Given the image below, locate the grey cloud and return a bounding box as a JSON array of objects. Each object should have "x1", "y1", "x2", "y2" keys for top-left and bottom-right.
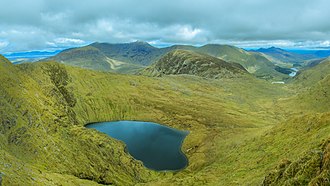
[{"x1": 0, "y1": 0, "x2": 330, "y2": 52}]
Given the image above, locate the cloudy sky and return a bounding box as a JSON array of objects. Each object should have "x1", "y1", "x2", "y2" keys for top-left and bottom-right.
[{"x1": 1, "y1": 0, "x2": 330, "y2": 53}]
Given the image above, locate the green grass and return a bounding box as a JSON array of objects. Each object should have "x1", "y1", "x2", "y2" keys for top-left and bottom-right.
[{"x1": 0, "y1": 56, "x2": 329, "y2": 185}]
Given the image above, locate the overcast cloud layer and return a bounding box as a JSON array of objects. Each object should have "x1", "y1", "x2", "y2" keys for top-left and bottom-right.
[{"x1": 1, "y1": 0, "x2": 330, "y2": 52}]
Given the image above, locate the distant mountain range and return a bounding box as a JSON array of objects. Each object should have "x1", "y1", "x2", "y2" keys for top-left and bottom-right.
[
  {"x1": 3, "y1": 42, "x2": 330, "y2": 81},
  {"x1": 43, "y1": 41, "x2": 290, "y2": 80},
  {"x1": 252, "y1": 46, "x2": 330, "y2": 64},
  {"x1": 3, "y1": 50, "x2": 61, "y2": 64},
  {"x1": 252, "y1": 47, "x2": 315, "y2": 64}
]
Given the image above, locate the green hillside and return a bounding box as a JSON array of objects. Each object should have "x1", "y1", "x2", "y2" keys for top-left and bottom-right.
[
  {"x1": 50, "y1": 46, "x2": 111, "y2": 70},
  {"x1": 162, "y1": 44, "x2": 289, "y2": 80},
  {"x1": 140, "y1": 49, "x2": 247, "y2": 78},
  {"x1": 294, "y1": 57, "x2": 330, "y2": 87},
  {"x1": 0, "y1": 56, "x2": 154, "y2": 185},
  {"x1": 46, "y1": 42, "x2": 291, "y2": 80},
  {"x1": 194, "y1": 44, "x2": 288, "y2": 80},
  {"x1": 1, "y1": 52, "x2": 329, "y2": 185},
  {"x1": 90, "y1": 41, "x2": 165, "y2": 66},
  {"x1": 282, "y1": 57, "x2": 330, "y2": 113},
  {"x1": 46, "y1": 45, "x2": 144, "y2": 73}
]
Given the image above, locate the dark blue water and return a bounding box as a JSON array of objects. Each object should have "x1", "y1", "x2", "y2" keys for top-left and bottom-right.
[{"x1": 86, "y1": 121, "x2": 189, "y2": 171}]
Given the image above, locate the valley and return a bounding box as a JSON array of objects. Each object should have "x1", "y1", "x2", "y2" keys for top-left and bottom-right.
[
  {"x1": 0, "y1": 45, "x2": 329, "y2": 185},
  {"x1": 1, "y1": 0, "x2": 330, "y2": 184}
]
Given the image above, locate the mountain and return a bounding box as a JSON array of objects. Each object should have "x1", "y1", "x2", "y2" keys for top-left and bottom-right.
[
  {"x1": 4, "y1": 50, "x2": 61, "y2": 64},
  {"x1": 294, "y1": 57, "x2": 330, "y2": 87},
  {"x1": 253, "y1": 46, "x2": 317, "y2": 64},
  {"x1": 303, "y1": 57, "x2": 326, "y2": 67},
  {"x1": 140, "y1": 49, "x2": 247, "y2": 78},
  {"x1": 287, "y1": 57, "x2": 330, "y2": 113},
  {"x1": 45, "y1": 42, "x2": 290, "y2": 80},
  {"x1": 259, "y1": 57, "x2": 330, "y2": 185},
  {"x1": 89, "y1": 41, "x2": 166, "y2": 66},
  {"x1": 192, "y1": 44, "x2": 288, "y2": 80},
  {"x1": 45, "y1": 41, "x2": 168, "y2": 73},
  {"x1": 0, "y1": 54, "x2": 329, "y2": 185},
  {"x1": 166, "y1": 44, "x2": 291, "y2": 80},
  {"x1": 45, "y1": 45, "x2": 144, "y2": 73}
]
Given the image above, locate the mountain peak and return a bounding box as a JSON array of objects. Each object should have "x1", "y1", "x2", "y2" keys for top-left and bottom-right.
[
  {"x1": 256, "y1": 46, "x2": 285, "y2": 52},
  {"x1": 130, "y1": 40, "x2": 155, "y2": 48},
  {"x1": 133, "y1": 40, "x2": 149, "y2": 44}
]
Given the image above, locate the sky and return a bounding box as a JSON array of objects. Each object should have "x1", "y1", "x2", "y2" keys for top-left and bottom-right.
[{"x1": 1, "y1": 0, "x2": 330, "y2": 53}]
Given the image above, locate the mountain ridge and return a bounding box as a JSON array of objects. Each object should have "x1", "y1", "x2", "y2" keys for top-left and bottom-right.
[{"x1": 44, "y1": 42, "x2": 289, "y2": 80}]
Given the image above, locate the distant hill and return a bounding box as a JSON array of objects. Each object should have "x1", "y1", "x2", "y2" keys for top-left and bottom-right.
[
  {"x1": 45, "y1": 45, "x2": 144, "y2": 73},
  {"x1": 46, "y1": 42, "x2": 292, "y2": 80},
  {"x1": 45, "y1": 41, "x2": 190, "y2": 73},
  {"x1": 89, "y1": 41, "x2": 166, "y2": 66},
  {"x1": 252, "y1": 47, "x2": 316, "y2": 64},
  {"x1": 294, "y1": 57, "x2": 330, "y2": 88},
  {"x1": 189, "y1": 44, "x2": 288, "y2": 80},
  {"x1": 4, "y1": 50, "x2": 61, "y2": 64},
  {"x1": 279, "y1": 57, "x2": 330, "y2": 114},
  {"x1": 303, "y1": 57, "x2": 326, "y2": 67},
  {"x1": 140, "y1": 50, "x2": 247, "y2": 78}
]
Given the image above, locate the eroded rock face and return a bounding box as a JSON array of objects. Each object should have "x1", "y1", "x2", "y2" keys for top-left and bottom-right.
[{"x1": 262, "y1": 138, "x2": 330, "y2": 186}]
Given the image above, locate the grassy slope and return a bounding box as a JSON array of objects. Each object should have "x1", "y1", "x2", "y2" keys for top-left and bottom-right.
[
  {"x1": 284, "y1": 58, "x2": 330, "y2": 113},
  {"x1": 195, "y1": 44, "x2": 288, "y2": 80},
  {"x1": 294, "y1": 57, "x2": 330, "y2": 87},
  {"x1": 61, "y1": 64, "x2": 297, "y2": 186},
  {"x1": 47, "y1": 46, "x2": 112, "y2": 70},
  {"x1": 0, "y1": 54, "x2": 329, "y2": 185},
  {"x1": 143, "y1": 55, "x2": 330, "y2": 185},
  {"x1": 140, "y1": 50, "x2": 247, "y2": 78},
  {"x1": 90, "y1": 41, "x2": 165, "y2": 66},
  {"x1": 0, "y1": 59, "x2": 154, "y2": 185},
  {"x1": 162, "y1": 44, "x2": 289, "y2": 80},
  {"x1": 46, "y1": 45, "x2": 144, "y2": 73},
  {"x1": 47, "y1": 42, "x2": 289, "y2": 80}
]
